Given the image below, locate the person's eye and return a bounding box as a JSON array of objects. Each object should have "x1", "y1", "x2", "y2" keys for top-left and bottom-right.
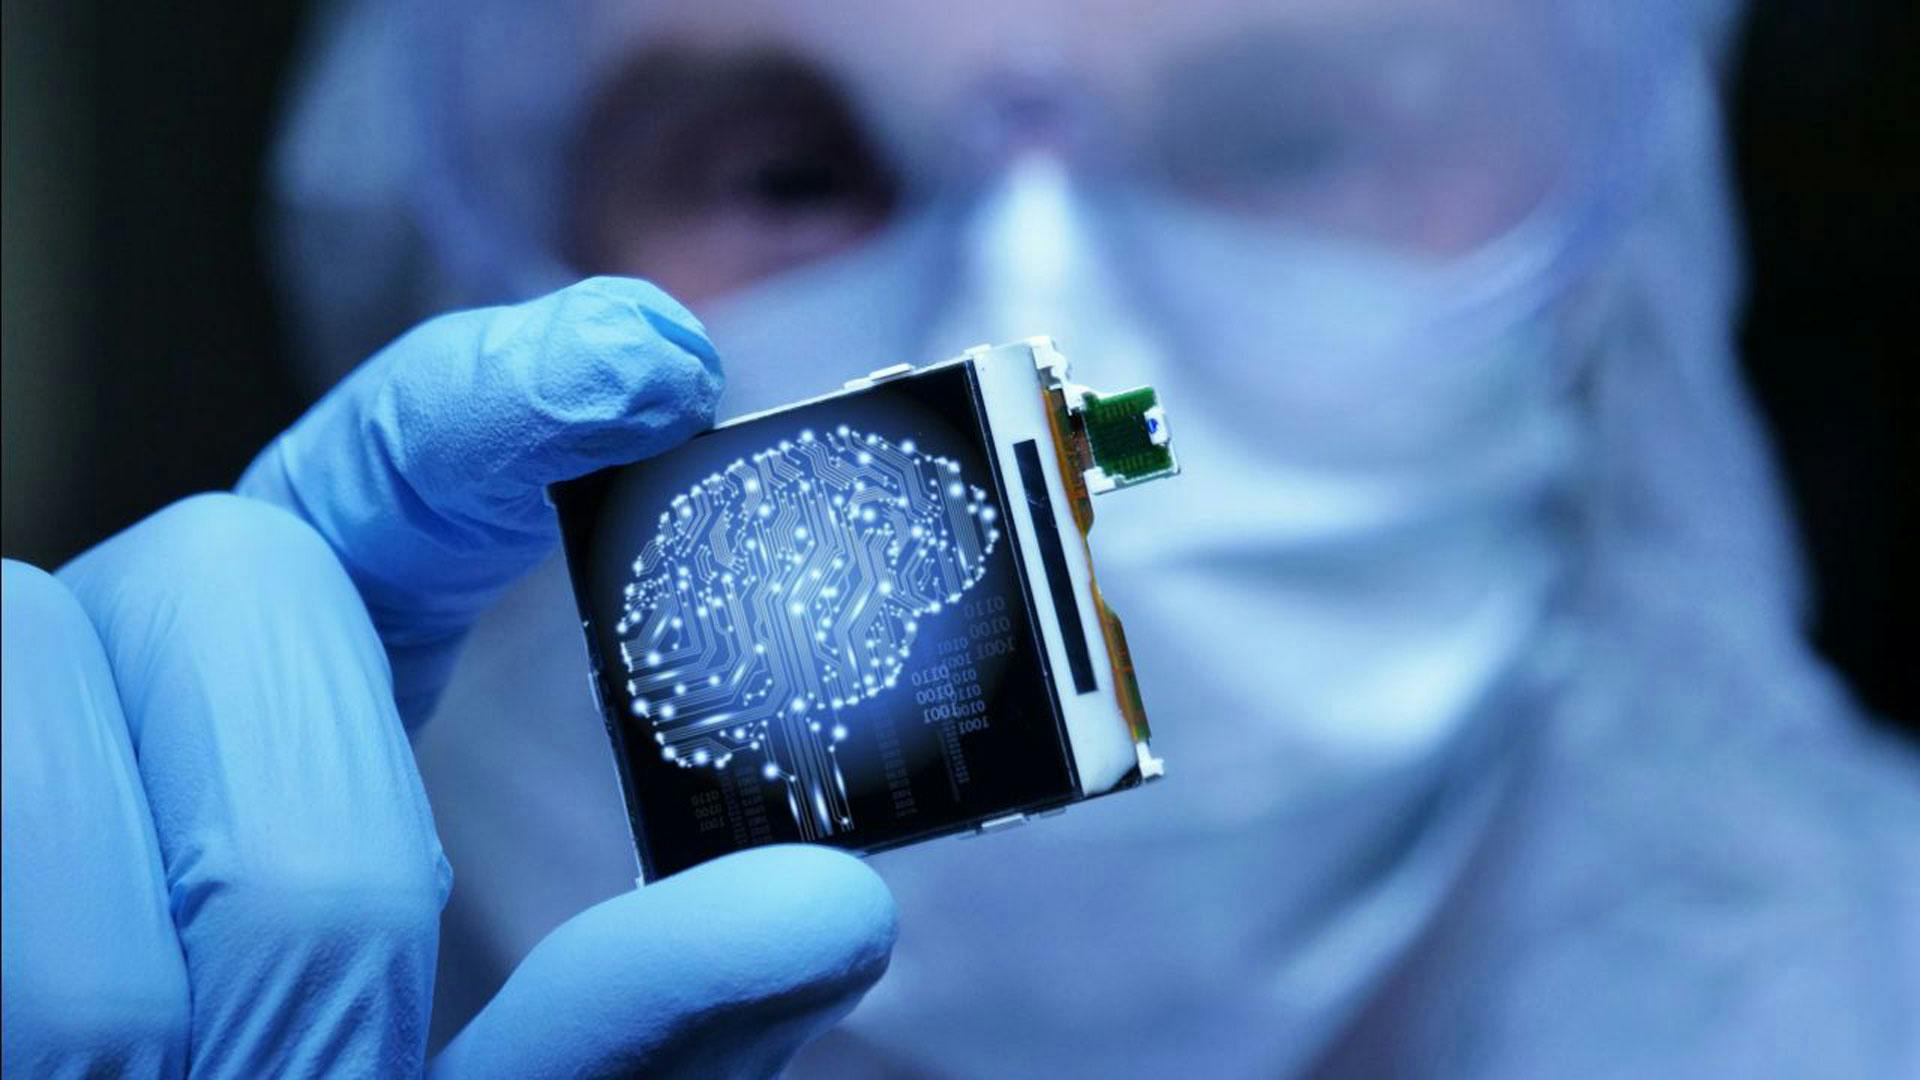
[
  {"x1": 565, "y1": 46, "x2": 900, "y2": 300},
  {"x1": 1178, "y1": 119, "x2": 1355, "y2": 192},
  {"x1": 715, "y1": 131, "x2": 892, "y2": 220},
  {"x1": 744, "y1": 157, "x2": 845, "y2": 209},
  {"x1": 1149, "y1": 32, "x2": 1377, "y2": 206}
]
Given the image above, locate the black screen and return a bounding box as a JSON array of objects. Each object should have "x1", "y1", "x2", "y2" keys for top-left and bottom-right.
[{"x1": 556, "y1": 363, "x2": 1077, "y2": 878}]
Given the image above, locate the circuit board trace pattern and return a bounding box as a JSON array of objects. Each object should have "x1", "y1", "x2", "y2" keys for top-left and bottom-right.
[{"x1": 616, "y1": 426, "x2": 1002, "y2": 840}]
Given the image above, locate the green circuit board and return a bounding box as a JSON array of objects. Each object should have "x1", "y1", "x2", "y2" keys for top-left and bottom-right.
[{"x1": 1080, "y1": 388, "x2": 1176, "y2": 484}]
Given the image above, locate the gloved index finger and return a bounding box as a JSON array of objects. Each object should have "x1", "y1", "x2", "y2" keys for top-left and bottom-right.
[{"x1": 239, "y1": 276, "x2": 723, "y2": 725}]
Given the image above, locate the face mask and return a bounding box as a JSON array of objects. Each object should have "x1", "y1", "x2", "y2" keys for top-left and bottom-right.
[
  {"x1": 699, "y1": 155, "x2": 1586, "y2": 827},
  {"x1": 672, "y1": 156, "x2": 1596, "y2": 1077}
]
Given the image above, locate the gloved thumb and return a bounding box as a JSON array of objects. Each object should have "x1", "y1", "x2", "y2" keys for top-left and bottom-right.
[
  {"x1": 239, "y1": 277, "x2": 722, "y2": 724},
  {"x1": 427, "y1": 846, "x2": 897, "y2": 1080}
]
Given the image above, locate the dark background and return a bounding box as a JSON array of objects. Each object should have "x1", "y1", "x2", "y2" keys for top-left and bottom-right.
[{"x1": 2, "y1": 0, "x2": 1912, "y2": 728}]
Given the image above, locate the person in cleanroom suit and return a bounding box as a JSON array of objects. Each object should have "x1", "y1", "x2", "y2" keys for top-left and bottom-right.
[{"x1": 22, "y1": 0, "x2": 1912, "y2": 1075}]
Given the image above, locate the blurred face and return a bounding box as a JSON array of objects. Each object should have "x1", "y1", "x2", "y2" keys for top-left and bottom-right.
[{"x1": 565, "y1": 0, "x2": 1576, "y2": 305}]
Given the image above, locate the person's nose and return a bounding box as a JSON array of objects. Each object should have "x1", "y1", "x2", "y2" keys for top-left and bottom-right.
[
  {"x1": 954, "y1": 61, "x2": 1091, "y2": 162},
  {"x1": 924, "y1": 154, "x2": 1170, "y2": 391}
]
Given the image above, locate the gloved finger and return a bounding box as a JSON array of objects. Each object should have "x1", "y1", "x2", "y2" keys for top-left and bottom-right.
[
  {"x1": 237, "y1": 276, "x2": 723, "y2": 724},
  {"x1": 58, "y1": 495, "x2": 452, "y2": 1078},
  {"x1": 2, "y1": 561, "x2": 191, "y2": 1078},
  {"x1": 429, "y1": 845, "x2": 897, "y2": 1080}
]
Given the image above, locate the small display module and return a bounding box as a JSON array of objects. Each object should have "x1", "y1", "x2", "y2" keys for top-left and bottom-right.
[{"x1": 556, "y1": 340, "x2": 1175, "y2": 880}]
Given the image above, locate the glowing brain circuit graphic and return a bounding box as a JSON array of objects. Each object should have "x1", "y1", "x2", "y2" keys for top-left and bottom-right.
[{"x1": 616, "y1": 426, "x2": 1003, "y2": 840}]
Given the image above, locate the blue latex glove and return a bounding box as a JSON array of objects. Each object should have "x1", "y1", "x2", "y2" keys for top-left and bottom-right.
[
  {"x1": 239, "y1": 275, "x2": 726, "y2": 725},
  {"x1": 2, "y1": 277, "x2": 898, "y2": 1077}
]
